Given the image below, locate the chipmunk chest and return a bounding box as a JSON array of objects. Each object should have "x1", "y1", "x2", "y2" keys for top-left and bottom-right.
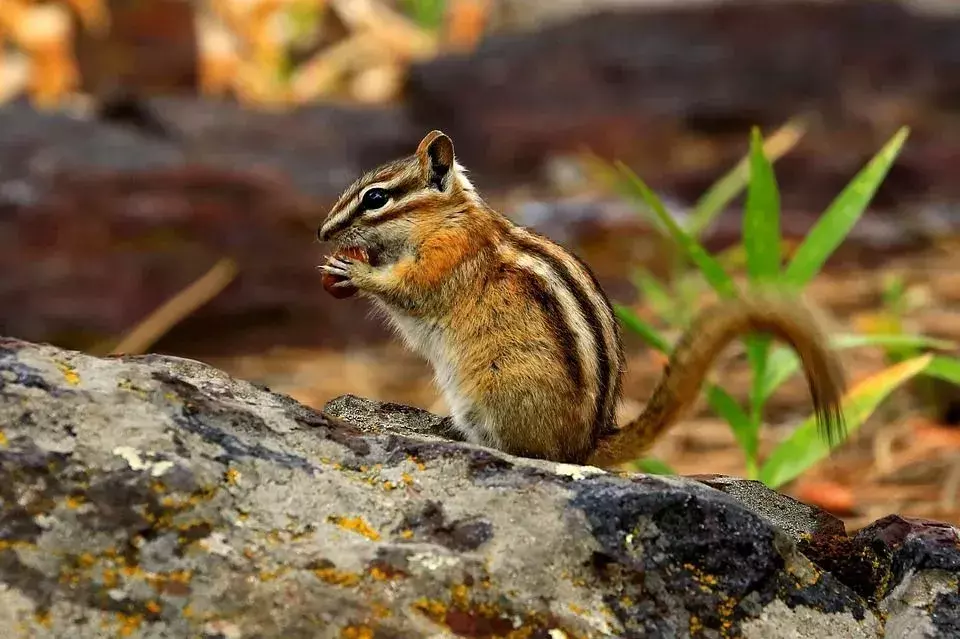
[{"x1": 385, "y1": 310, "x2": 474, "y2": 414}]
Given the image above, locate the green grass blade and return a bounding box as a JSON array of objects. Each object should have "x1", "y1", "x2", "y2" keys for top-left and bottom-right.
[
  {"x1": 687, "y1": 118, "x2": 806, "y2": 238},
  {"x1": 631, "y1": 457, "x2": 677, "y2": 475},
  {"x1": 760, "y1": 333, "x2": 954, "y2": 402},
  {"x1": 402, "y1": 0, "x2": 447, "y2": 30},
  {"x1": 784, "y1": 127, "x2": 910, "y2": 287},
  {"x1": 630, "y1": 269, "x2": 676, "y2": 324},
  {"x1": 614, "y1": 162, "x2": 737, "y2": 298},
  {"x1": 744, "y1": 127, "x2": 782, "y2": 282},
  {"x1": 707, "y1": 385, "x2": 757, "y2": 476},
  {"x1": 759, "y1": 354, "x2": 933, "y2": 488},
  {"x1": 831, "y1": 333, "x2": 956, "y2": 351},
  {"x1": 614, "y1": 304, "x2": 672, "y2": 354},
  {"x1": 923, "y1": 356, "x2": 960, "y2": 385}
]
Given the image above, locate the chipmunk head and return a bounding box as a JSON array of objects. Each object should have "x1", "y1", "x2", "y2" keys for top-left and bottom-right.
[{"x1": 317, "y1": 130, "x2": 476, "y2": 265}]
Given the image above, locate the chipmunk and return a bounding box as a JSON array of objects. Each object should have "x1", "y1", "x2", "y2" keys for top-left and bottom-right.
[{"x1": 318, "y1": 130, "x2": 847, "y2": 468}]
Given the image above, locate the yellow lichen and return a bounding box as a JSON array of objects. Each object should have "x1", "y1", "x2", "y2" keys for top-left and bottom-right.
[
  {"x1": 116, "y1": 612, "x2": 143, "y2": 637},
  {"x1": 225, "y1": 468, "x2": 241, "y2": 485},
  {"x1": 400, "y1": 529, "x2": 414, "y2": 540},
  {"x1": 65, "y1": 495, "x2": 85, "y2": 509},
  {"x1": 0, "y1": 430, "x2": 7, "y2": 447},
  {"x1": 117, "y1": 379, "x2": 149, "y2": 398},
  {"x1": 101, "y1": 568, "x2": 119, "y2": 588},
  {"x1": 328, "y1": 516, "x2": 381, "y2": 541},
  {"x1": 412, "y1": 597, "x2": 447, "y2": 621},
  {"x1": 689, "y1": 614, "x2": 703, "y2": 635},
  {"x1": 56, "y1": 361, "x2": 80, "y2": 386},
  {"x1": 451, "y1": 583, "x2": 470, "y2": 608}
]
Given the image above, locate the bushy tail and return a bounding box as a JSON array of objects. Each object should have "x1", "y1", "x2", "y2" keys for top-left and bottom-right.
[{"x1": 586, "y1": 292, "x2": 847, "y2": 468}]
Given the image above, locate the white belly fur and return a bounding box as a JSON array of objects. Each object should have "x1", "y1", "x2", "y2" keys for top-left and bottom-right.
[{"x1": 377, "y1": 304, "x2": 498, "y2": 448}]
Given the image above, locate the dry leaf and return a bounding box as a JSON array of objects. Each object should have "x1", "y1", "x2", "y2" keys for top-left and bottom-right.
[{"x1": 793, "y1": 480, "x2": 857, "y2": 515}]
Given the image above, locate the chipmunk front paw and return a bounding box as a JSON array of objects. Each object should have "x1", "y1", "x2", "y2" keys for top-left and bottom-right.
[{"x1": 320, "y1": 255, "x2": 374, "y2": 291}]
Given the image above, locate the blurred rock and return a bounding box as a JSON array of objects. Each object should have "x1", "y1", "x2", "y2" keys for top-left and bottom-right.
[
  {"x1": 0, "y1": 102, "x2": 413, "y2": 355},
  {"x1": 486, "y1": 0, "x2": 960, "y2": 33},
  {"x1": 2, "y1": 0, "x2": 960, "y2": 356},
  {"x1": 407, "y1": 0, "x2": 960, "y2": 209}
]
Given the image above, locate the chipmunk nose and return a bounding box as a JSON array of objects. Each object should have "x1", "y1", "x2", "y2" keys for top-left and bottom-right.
[{"x1": 317, "y1": 221, "x2": 333, "y2": 242}]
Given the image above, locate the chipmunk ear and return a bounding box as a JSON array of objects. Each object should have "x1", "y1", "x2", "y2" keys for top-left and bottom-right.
[{"x1": 416, "y1": 130, "x2": 455, "y2": 191}]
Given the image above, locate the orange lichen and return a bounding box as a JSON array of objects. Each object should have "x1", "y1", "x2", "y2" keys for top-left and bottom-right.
[
  {"x1": 65, "y1": 495, "x2": 85, "y2": 509},
  {"x1": 367, "y1": 566, "x2": 392, "y2": 581},
  {"x1": 314, "y1": 567, "x2": 362, "y2": 587},
  {"x1": 340, "y1": 625, "x2": 374, "y2": 639},
  {"x1": 56, "y1": 361, "x2": 80, "y2": 385},
  {"x1": 146, "y1": 600, "x2": 162, "y2": 615},
  {"x1": 328, "y1": 516, "x2": 381, "y2": 541},
  {"x1": 101, "y1": 568, "x2": 119, "y2": 588},
  {"x1": 146, "y1": 569, "x2": 193, "y2": 595},
  {"x1": 34, "y1": 611, "x2": 52, "y2": 628},
  {"x1": 225, "y1": 468, "x2": 241, "y2": 485}
]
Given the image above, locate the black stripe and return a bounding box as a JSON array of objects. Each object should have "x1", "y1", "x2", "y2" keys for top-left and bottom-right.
[
  {"x1": 322, "y1": 161, "x2": 421, "y2": 240},
  {"x1": 567, "y1": 248, "x2": 626, "y2": 376},
  {"x1": 510, "y1": 233, "x2": 614, "y2": 441},
  {"x1": 515, "y1": 268, "x2": 583, "y2": 391}
]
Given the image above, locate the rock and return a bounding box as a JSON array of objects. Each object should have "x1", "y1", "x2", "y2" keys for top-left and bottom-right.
[
  {"x1": 1, "y1": 337, "x2": 957, "y2": 637},
  {"x1": 689, "y1": 474, "x2": 847, "y2": 541},
  {"x1": 800, "y1": 514, "x2": 960, "y2": 637},
  {"x1": 0, "y1": 101, "x2": 413, "y2": 355}
]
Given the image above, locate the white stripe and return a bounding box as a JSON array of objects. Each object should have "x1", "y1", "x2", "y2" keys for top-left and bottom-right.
[
  {"x1": 513, "y1": 228, "x2": 622, "y2": 421},
  {"x1": 513, "y1": 251, "x2": 600, "y2": 422}
]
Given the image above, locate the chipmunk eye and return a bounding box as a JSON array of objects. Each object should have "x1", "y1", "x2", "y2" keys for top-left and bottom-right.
[{"x1": 361, "y1": 187, "x2": 390, "y2": 210}]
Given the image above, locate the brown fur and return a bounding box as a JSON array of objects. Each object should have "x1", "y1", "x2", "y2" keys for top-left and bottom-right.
[{"x1": 318, "y1": 130, "x2": 847, "y2": 468}]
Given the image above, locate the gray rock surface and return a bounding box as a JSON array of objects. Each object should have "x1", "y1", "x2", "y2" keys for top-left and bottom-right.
[{"x1": 0, "y1": 337, "x2": 957, "y2": 637}]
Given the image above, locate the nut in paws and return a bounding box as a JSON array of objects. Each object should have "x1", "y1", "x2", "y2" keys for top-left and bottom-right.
[{"x1": 321, "y1": 246, "x2": 370, "y2": 299}]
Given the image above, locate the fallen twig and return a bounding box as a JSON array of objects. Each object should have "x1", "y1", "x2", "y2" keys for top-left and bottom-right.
[{"x1": 104, "y1": 257, "x2": 239, "y2": 356}]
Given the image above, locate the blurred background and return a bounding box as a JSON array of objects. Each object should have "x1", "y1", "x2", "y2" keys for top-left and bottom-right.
[{"x1": 2, "y1": 0, "x2": 959, "y2": 529}]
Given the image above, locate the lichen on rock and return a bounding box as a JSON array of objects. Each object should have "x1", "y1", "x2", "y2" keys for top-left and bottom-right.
[{"x1": 0, "y1": 336, "x2": 957, "y2": 638}]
